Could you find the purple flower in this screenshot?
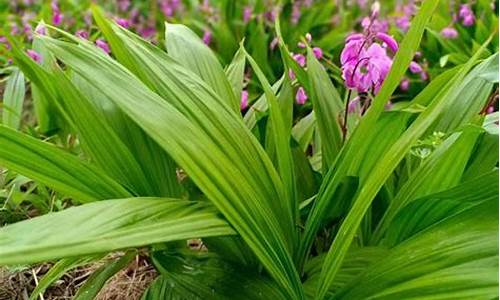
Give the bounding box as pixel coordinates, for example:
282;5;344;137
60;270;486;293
202;29;212;45
459;4;475;26
293;53;306;67
348;96;360;113
291;2;301;25
35;24;47;35
243;6;252;24
118;0;130;11
395;16;410;32
288;69;296;81
27;49;42;64
409;61;422;74
441;27;458;39
341;33;394;94
95;39;110;54
52;12;63;25
312;47;323;59
138;26;156;39
75;30;89;39
400;77;410;91
240;90;249;110
51;1;62;25
376;32;398;53
116;18;130;28
269;37;279;50
295;87;308;105
160;0;181;17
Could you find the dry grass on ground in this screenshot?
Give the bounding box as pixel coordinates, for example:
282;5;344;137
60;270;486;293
0;254;156;300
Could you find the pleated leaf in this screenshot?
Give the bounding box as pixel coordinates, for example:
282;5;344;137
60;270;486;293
0;125;130;203
0;197;234;265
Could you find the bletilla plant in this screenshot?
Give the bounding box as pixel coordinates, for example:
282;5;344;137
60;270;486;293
0;1;498;300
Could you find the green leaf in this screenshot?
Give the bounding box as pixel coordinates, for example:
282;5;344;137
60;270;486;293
372;126;483;243
384;170;499;246
165;22;239;112
149;250;288;300
225;44;246;107
434;53;497;132
243;76;283;130
41;24;303;298
74;251;136;300
0;198;234;265
335;200;498;300
1;67;25;130
305;46;343;169
0;125;130;203
244;48;298;228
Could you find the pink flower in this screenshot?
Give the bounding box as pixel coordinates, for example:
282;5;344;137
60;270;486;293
240;90;249;110
341;41;393;93
400;78;410;91
95;39;110;54
269;37;279;50
462;14;475;26
202;29;212;45
35;24;47;35
75;30;89;39
459;4;475;26
116;18;130;28
291;2;301;24
441;27;458;39
288;69;296;81
295;87;308;105
312;47;323;59
243;6;252;23
409;61;422;74
293;53;306;67
51;1;62;25
27;49;42;64
52;12;63;26
348;96;360;113
376;32;398;53
118;0;130;11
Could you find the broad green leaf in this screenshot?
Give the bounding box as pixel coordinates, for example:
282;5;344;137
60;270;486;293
0;125;130;203
372;126;483;243
384;170;499;246
31;25;60;133
463;131;499;180
0;197;234;265
225;44;246;106
291;111;316;152
306;46;343;169
41;24;303;298
71;74;182;198
434;53;497;132
1;67;25;130
149;250;288;300
335;200;498;300
243;76;283;130
303;247;388;299
74;251;136;300
165;22;239;112
245;48;298;226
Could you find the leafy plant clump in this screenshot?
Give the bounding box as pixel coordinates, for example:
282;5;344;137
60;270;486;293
0;1;498;299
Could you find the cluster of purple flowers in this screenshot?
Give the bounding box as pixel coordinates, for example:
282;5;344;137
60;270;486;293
340;3;398;95
441;2;477;40
291;33;324;105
